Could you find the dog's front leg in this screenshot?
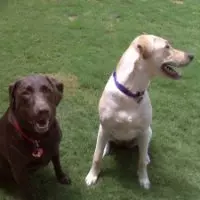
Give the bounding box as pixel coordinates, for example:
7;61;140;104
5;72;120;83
102;141;111;157
11;166;34;200
137;126;152;189
85;124;108;186
52;150;71;185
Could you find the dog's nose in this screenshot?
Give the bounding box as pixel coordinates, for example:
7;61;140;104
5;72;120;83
38;108;50;117
188;53;194;61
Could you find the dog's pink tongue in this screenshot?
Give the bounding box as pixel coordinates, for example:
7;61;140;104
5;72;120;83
37;119;46;126
173;73;181;80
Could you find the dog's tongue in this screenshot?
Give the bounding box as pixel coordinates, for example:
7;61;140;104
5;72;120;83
37;119;47;127
176;68;182;76
35;119;50;133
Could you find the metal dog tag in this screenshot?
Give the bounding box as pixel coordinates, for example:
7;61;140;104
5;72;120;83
32;148;44;158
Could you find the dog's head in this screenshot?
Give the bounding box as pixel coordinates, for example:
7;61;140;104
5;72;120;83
9;75;63;134
132;34;194;79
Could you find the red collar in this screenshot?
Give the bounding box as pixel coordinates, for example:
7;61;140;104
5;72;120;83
12;119;44;158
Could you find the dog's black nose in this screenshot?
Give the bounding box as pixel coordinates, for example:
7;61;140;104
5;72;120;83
38;108;50;117
188;53;194;61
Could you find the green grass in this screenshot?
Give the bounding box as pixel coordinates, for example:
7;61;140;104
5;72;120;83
0;0;200;199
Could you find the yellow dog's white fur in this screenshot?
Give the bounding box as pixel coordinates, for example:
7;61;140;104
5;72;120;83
85;34;193;189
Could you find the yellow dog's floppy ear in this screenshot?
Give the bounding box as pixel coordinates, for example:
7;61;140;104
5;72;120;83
142;32;148;35
136;36;151;59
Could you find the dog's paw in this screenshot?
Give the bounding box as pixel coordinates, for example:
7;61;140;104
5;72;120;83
139;177;150;190
58;174;72;185
85;171;98;186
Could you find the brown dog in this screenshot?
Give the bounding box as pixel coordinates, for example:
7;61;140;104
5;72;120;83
0;75;71;200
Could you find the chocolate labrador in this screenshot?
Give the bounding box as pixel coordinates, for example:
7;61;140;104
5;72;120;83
0;75;71;200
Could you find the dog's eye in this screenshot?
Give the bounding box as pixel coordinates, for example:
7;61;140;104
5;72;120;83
41;85;51;94
165;44;170;49
22;91;30;96
21;91;31;101
25;86;33;93
22;87;32;95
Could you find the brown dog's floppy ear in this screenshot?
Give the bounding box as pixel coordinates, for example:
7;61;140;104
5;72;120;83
46;76;64;106
9;80;20;110
136;36;151;59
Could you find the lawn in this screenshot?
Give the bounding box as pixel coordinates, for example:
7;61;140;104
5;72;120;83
0;0;200;199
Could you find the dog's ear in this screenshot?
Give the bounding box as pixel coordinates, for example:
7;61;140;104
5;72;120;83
9;80;20;110
142;32;148;35
46;76;64;106
136;36;151;59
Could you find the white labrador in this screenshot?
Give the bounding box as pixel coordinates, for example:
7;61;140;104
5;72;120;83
85;34;194;189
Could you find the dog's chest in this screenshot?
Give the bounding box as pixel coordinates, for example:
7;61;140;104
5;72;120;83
27;136;60;170
110;109;150;140
101;94;152;141
8;131;61;171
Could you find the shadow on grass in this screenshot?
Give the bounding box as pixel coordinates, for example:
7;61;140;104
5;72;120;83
26;169;82;200
100;143;199;199
0;147;199;200
0;168;81;200
101;143;140;189
0;173;21;199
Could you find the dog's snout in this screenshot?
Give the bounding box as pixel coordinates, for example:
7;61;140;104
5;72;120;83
187;53;194;61
34;96;50;118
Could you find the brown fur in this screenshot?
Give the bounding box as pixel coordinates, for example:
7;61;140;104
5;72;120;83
0;75;71;200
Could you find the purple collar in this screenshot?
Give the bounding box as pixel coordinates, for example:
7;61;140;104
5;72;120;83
113;71;145;103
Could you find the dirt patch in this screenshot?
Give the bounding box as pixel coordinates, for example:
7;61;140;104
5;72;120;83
41;0;61;3
171;0;184;4
45;72;79;98
68;15;78;22
105;21;115;33
14;72;79;98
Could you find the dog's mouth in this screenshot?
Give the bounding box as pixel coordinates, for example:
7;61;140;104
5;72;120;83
161;62;182;80
34;119;50;133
